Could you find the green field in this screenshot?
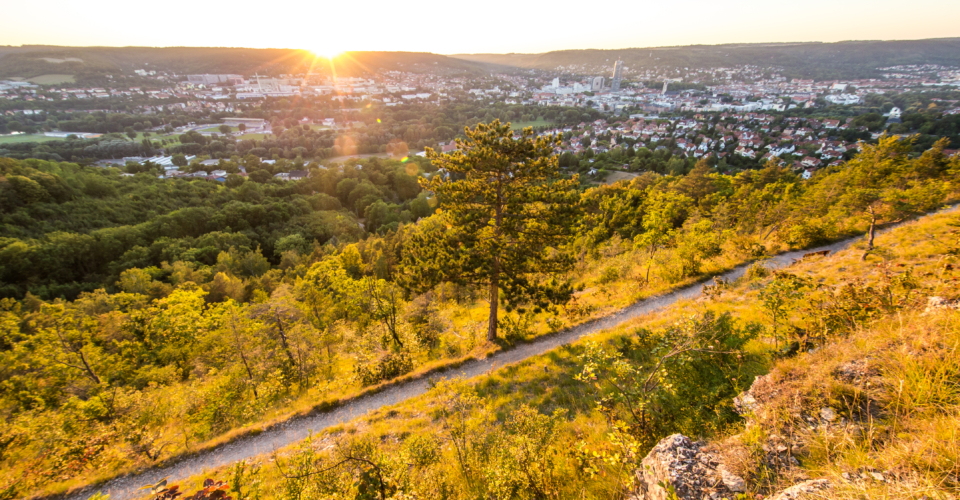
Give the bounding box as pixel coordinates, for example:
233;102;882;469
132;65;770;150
134;131;184;143
199;125;240;133
26;74;76;85
237;133;268;141
507;118;556;130
0;134;66;145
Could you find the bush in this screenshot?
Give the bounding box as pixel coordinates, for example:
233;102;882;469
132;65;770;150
598;266;620;285
355;351;414;386
783;219;832;248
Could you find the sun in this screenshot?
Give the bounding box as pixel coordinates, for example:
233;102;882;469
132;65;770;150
310;48;345;60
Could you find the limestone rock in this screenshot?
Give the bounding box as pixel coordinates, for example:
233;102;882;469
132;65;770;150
633;434;740;500
733;374;773;417
923;296;960;315
819;407;837;422
719;465;746;492
767;479;831;500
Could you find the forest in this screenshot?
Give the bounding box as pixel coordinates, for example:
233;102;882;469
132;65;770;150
0;47;486;84
453;38;960;80
0;122;958;498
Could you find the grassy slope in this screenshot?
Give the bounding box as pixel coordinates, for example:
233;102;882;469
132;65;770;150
33;196;959;498
36;233;762;498
0;134;66;145
118;203;960;498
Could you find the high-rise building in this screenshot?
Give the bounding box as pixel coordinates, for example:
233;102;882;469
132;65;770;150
592;76;604;92
611;59;623;92
552;77;560;88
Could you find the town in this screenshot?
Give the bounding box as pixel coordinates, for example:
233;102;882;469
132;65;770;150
2;57;959;184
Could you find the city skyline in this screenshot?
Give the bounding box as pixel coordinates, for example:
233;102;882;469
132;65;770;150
2;0;959;55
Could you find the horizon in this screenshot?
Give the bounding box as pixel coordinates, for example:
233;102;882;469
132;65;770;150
3;0;959;55
3;36;960;58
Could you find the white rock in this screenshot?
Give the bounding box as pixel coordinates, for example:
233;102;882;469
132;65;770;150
820;407;837;422
719;466;746;492
768;479;831;500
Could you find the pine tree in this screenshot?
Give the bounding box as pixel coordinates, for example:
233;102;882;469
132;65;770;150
404;120;580;341
830;135;947;258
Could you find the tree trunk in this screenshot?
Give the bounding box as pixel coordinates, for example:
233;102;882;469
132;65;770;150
274;308;297;366
487;269;499;342
77;350;102;385
862;214;877;261
489;174;503;342
229;319;258;398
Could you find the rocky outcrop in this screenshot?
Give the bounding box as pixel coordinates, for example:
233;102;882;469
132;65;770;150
923;296;960;314
631;433;834;500
766;479;831;500
632;434;744;500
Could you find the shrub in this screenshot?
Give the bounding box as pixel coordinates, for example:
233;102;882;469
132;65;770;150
355;351;414;386
598;266;620;285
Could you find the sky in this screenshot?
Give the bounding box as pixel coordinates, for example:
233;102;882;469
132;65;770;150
2;0;959;55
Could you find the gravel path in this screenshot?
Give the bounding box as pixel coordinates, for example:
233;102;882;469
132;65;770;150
67;210;948;500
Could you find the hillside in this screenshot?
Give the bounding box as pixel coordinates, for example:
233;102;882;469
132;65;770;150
1;129;958;499
0;46;487;81
108;192;960;500
453;38;960;79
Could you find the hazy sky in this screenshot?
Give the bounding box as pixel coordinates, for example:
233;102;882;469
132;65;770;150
3;0;959;54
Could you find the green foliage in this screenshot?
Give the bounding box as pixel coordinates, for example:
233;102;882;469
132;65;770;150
411;120;580;340
577;312;759;448
758;271;810;349
2;126;959;498
354;351;414;386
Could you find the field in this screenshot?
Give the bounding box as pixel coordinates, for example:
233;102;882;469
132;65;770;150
603;171;639;184
0;134;66;144
507;117;556;130
237;133;268;141
198;125;240;133
133;131;184;143
26;74;75;85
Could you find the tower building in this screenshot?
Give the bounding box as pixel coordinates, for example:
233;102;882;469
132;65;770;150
611;59;623;92
592;76;604;92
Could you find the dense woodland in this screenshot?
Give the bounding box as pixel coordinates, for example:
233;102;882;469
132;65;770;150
5;40;960;84
0;124;958;498
0;48;485;85
455;38;960;80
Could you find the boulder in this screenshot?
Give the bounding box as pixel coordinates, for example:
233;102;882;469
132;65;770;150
733;374;774;418
633;434;743;500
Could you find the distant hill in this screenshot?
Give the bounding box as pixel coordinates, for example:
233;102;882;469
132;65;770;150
0;46;487;82
453;38;960;79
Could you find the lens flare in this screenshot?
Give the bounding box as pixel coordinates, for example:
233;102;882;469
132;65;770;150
400;156;409;162
314;49;343;60
377;118;381;123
